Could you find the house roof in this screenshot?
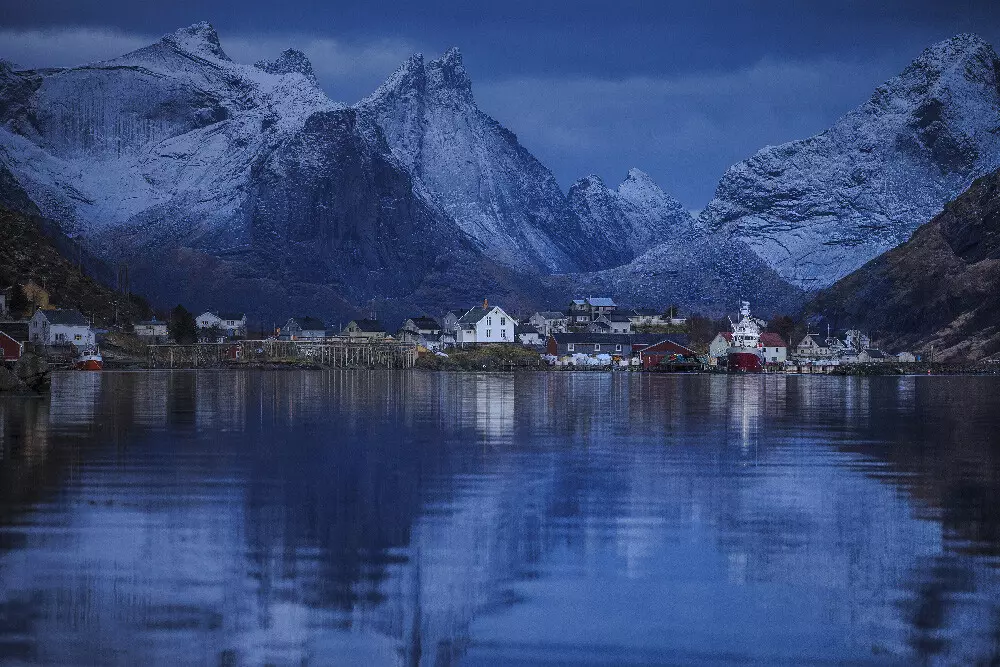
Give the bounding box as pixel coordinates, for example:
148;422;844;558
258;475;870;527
550;333;635;345
458;306;507;324
588;321;612;331
570;299;586;306
198;311;220;319
715;332;734;342
38;309;88;326
290;316;327;331
406;316;440;330
535;311;566;320
137;320;167;326
348;318;383;332
218;312;245;321
630;308;660;317
516;324;540;335
587;297;616;307
866;349;887;359
640;339;697;356
609;313;631;322
760;333;786;347
0;323;29;342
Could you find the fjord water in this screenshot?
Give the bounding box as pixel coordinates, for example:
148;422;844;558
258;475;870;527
1;372;999;665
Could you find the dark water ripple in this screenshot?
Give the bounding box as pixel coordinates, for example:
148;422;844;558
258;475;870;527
0;371;999;665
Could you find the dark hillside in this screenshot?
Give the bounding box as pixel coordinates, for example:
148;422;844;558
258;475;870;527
807;169;1000;360
0;206;151;325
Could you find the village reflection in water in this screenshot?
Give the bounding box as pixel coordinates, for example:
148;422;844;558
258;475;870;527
1;371;1000;664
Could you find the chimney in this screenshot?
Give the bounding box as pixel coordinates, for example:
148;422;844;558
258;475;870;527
483;298;488;309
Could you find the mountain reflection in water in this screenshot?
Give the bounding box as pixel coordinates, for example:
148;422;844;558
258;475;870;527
0;371;999;665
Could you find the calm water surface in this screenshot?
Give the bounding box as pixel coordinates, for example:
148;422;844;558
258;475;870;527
1;371;1000;665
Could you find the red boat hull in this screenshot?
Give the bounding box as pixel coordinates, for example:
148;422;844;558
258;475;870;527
75;358;103;371
728;351;763;373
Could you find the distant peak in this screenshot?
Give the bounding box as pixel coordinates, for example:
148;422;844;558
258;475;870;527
358;53;426;106
163;21;230;61
572;175;607;190
255;48;316;82
914;32;996;70
427;47;473;100
625;168;654;183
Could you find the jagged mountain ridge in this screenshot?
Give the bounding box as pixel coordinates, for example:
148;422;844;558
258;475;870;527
355;49;605;273
0;22;712;321
702;33;1000;290
0;23;559;321
567;168;695;268
807;168;1000;361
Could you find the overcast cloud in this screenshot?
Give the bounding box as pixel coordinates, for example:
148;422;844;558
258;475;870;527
2;0;998;208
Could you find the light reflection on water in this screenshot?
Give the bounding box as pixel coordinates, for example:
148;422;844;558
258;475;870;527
0;371;999;665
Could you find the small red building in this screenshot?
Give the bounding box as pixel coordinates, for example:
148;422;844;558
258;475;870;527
639;338;697;369
0;330;24;362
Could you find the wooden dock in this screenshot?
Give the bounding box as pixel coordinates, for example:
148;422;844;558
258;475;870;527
146;339;417;369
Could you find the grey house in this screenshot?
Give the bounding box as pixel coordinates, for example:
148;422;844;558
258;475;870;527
281;316;327;340
546;333;634;357
528;311;569;335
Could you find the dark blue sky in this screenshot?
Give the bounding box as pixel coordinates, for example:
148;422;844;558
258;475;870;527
3;0;999;207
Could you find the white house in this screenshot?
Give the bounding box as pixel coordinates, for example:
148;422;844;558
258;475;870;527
794;334;831;359
709;332;732;361
456;302;514;344
196;311;222;329
135;318;169;342
218;313;247;337
29;309;94;347
441;310;466;334
516;325;543;346
759;332;788;364
896;351;917;363
196;311;246;337
628;308;666;326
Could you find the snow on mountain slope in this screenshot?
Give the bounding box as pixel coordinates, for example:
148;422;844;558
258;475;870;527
0;22;337;242
355;48;598;273
0;22;543;321
568;168;694;266
702;33;1000;290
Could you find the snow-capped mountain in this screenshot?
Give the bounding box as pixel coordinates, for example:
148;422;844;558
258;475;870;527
0;23;543;320
702;33;1000;290
355;49;598;273
568;168;694;267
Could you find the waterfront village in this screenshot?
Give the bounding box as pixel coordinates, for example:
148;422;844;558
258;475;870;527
0;283;920;372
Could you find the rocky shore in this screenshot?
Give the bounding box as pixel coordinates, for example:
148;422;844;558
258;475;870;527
0;352;51;394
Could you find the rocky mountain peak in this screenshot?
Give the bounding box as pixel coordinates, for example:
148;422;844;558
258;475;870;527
570;175;607;192
162;22;231;62
426;47;473;104
916;33;995;70
255;49;316;83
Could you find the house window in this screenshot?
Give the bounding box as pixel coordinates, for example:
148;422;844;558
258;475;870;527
487;317;492;326
486;329;492;337
74;334;82;341
501;317;506;325
594;344;600;351
616;344;622;351
567;343;575;352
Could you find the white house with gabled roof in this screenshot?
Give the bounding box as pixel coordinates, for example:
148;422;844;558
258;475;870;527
456;301;515;344
29;308;94;347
